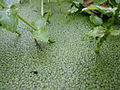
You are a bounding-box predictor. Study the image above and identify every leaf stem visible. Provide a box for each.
[48,37,56,43]
[17,15,38,31]
[48,0,50,3]
[34,39,41,49]
[41,0,44,16]
[15,30,21,36]
[95,32,110,54]
[0,2,55,43]
[29,0,32,6]
[0,3,8,8]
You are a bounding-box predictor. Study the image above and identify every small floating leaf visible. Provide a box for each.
[0,8,18,32]
[87,26,106,38]
[90,15,103,25]
[68,6,79,13]
[110,30,120,36]
[32,28,49,43]
[32,17,46,30]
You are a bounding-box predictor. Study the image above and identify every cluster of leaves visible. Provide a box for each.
[68,0,120,53]
[0,0,54,49]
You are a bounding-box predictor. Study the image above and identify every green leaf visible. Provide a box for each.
[68,6,79,13]
[96,6,117,15]
[106,16,115,26]
[93,0,107,4]
[90,15,103,25]
[95,32,109,54]
[82,5,117,15]
[32,17,46,30]
[110,30,120,36]
[87,26,106,38]
[82,5,101,14]
[32,28,49,42]
[82,5,99,11]
[73,1,80,7]
[0,8,18,32]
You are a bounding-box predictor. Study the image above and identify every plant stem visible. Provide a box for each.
[48,0,50,3]
[56,0,67,15]
[48,37,56,43]
[17,15,38,31]
[0,2,8,8]
[95,32,110,54]
[15,30,21,36]
[34,39,41,49]
[41,0,44,16]
[0,2,55,43]
[18,15,55,43]
[29,0,32,6]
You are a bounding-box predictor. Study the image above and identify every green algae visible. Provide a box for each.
[0,1,120,90]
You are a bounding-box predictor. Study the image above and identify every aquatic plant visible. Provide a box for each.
[0,0,55,49]
[68,0,120,53]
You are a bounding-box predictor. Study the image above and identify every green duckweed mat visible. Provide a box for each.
[0,1,120,90]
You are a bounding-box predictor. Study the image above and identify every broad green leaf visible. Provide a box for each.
[90,15,103,25]
[72,1,80,7]
[110,30,120,36]
[32,17,46,30]
[82,5,99,11]
[96,5,117,15]
[81,9,94,14]
[82,5,102,14]
[87,26,106,38]
[106,16,115,26]
[32,28,49,42]
[68,6,79,13]
[82,5,117,15]
[93,0,107,4]
[0,8,18,32]
[73,1,80,5]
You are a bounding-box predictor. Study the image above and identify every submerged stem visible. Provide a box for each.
[34,39,41,49]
